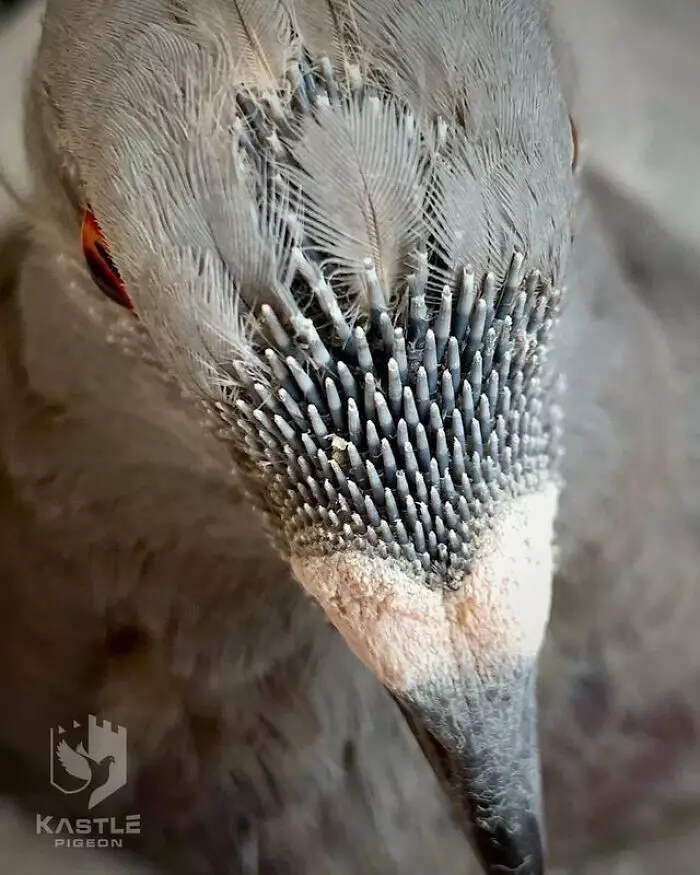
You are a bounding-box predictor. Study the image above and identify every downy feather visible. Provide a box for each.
[348,0,469,120]
[285,0,573,291]
[139,248,268,400]
[342,0,563,137]
[290,0,389,79]
[201,160,300,319]
[428,131,573,289]
[291,0,350,67]
[90,29,300,328]
[282,95,429,315]
[171,0,297,93]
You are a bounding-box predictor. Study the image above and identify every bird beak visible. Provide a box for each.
[291,488,556,875]
[392,665,545,875]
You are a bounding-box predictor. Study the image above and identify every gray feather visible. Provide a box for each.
[171,0,297,93]
[283,94,429,311]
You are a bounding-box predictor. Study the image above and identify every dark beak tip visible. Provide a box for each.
[473,813,545,875]
[391,668,544,875]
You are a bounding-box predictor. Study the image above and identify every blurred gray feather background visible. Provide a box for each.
[0,0,699,872]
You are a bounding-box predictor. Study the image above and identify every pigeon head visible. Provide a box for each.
[33,1,577,872]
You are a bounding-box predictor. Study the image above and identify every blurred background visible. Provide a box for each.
[0,0,699,873]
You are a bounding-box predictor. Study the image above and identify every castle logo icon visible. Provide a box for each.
[49,715,127,809]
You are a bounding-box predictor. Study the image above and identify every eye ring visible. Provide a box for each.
[81,210,133,309]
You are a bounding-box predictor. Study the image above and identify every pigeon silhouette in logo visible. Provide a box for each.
[55,738,116,808]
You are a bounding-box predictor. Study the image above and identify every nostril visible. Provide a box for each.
[569,115,580,171]
[342,739,357,771]
[105,624,151,659]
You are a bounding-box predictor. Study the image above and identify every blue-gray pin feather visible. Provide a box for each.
[171,55,571,591]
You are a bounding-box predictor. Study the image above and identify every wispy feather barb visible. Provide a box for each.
[59,0,576,585]
[284,95,430,314]
[137,249,269,399]
[172,0,298,93]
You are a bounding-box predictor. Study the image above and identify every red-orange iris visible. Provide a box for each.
[81,210,133,309]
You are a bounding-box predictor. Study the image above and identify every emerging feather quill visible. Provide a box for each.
[66,0,574,588]
[88,46,568,589]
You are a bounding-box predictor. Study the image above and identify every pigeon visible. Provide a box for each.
[0,1,698,874]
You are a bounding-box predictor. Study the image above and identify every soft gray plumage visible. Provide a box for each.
[1,1,699,874]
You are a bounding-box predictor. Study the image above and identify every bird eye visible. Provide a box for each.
[81,209,133,309]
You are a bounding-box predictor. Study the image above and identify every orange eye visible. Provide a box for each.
[81,210,133,309]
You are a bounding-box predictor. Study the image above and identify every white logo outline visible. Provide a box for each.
[49,715,127,809]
